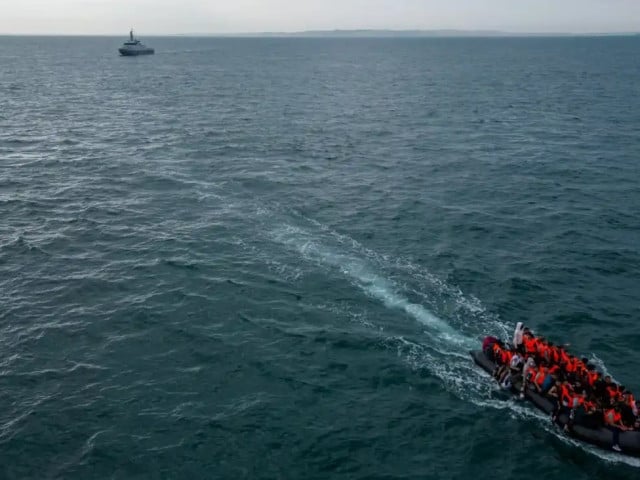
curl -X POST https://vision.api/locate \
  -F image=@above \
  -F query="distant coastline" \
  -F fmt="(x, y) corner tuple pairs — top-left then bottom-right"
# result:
(2, 29), (639, 37)
(190, 29), (640, 38)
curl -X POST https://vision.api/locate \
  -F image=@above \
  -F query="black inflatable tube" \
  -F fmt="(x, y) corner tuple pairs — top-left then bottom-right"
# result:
(470, 350), (640, 457)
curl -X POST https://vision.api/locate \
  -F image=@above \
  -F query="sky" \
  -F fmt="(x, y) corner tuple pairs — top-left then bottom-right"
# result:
(1, 0), (639, 35)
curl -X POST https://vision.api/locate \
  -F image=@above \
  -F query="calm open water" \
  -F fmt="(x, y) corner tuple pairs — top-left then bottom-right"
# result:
(1, 35), (640, 479)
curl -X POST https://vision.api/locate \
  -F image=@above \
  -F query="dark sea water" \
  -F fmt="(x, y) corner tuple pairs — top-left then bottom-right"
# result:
(1, 35), (640, 479)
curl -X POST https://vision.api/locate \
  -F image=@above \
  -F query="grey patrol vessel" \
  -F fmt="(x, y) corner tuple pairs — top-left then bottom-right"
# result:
(119, 29), (154, 56)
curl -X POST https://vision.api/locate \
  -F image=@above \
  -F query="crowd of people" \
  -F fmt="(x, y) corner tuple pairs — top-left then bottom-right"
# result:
(483, 322), (639, 452)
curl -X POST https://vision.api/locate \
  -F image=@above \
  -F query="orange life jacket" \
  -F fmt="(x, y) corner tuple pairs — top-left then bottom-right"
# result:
(606, 385), (618, 399)
(524, 336), (537, 354)
(534, 368), (548, 386)
(492, 343), (505, 364)
(539, 344), (553, 363)
(587, 371), (599, 387)
(560, 384), (573, 407)
(571, 394), (585, 409)
(565, 358), (577, 373)
(549, 347), (560, 364)
(604, 409), (621, 425)
(502, 350), (513, 365)
(537, 341), (547, 355)
(525, 366), (537, 381)
(584, 400), (597, 412)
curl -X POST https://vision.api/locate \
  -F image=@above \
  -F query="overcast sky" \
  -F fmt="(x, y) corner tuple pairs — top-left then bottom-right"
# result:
(1, 0), (639, 35)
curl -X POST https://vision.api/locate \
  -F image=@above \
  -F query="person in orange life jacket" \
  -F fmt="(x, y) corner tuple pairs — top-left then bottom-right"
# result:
(620, 387), (633, 406)
(490, 342), (506, 377)
(564, 355), (580, 383)
(545, 342), (561, 365)
(534, 336), (547, 362)
(496, 348), (515, 382)
(557, 346), (570, 365)
(498, 351), (523, 388)
(548, 363), (561, 377)
(483, 336), (505, 370)
(606, 382), (620, 404)
(526, 361), (548, 394)
(551, 380), (577, 423)
(535, 340), (549, 363)
(523, 331), (538, 356)
(572, 379), (586, 403)
(529, 362), (547, 390)
(584, 365), (600, 391)
(576, 368), (590, 392)
(565, 383), (584, 409)
(617, 388), (636, 427)
(575, 359), (589, 383)
(491, 341), (503, 357)
(565, 388), (589, 432)
(564, 355), (576, 371)
(570, 357), (587, 385)
(580, 360), (594, 387)
(482, 336), (500, 358)
(604, 405), (632, 452)
(542, 339), (569, 361)
(541, 341), (560, 365)
(493, 347), (515, 384)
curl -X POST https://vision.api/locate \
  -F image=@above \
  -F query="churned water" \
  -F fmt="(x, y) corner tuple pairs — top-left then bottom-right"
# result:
(1, 35), (640, 479)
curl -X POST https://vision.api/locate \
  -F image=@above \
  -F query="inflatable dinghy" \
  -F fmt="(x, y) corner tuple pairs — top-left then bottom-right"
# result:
(471, 350), (640, 457)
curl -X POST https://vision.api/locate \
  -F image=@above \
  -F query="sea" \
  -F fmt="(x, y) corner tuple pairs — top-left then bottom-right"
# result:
(1, 35), (639, 479)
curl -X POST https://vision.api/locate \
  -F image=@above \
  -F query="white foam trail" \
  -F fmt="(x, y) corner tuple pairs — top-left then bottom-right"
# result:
(272, 225), (474, 349)
(286, 211), (511, 340)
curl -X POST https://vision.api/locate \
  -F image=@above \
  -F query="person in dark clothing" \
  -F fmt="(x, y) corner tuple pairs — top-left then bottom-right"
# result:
(593, 375), (607, 403)
(618, 400), (635, 428)
(482, 336), (500, 361)
(541, 372), (557, 395)
(604, 405), (631, 452)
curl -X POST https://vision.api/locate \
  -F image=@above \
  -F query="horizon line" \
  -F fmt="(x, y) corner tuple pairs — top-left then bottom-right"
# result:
(1, 28), (639, 37)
